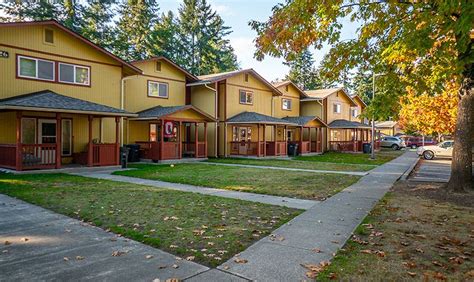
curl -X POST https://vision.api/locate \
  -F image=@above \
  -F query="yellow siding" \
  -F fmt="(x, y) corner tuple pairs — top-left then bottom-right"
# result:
(274, 84), (301, 118)
(0, 25), (123, 108)
(124, 59), (187, 113)
(326, 90), (352, 123)
(128, 120), (150, 143)
(191, 85), (216, 117)
(0, 112), (16, 144)
(301, 101), (323, 118)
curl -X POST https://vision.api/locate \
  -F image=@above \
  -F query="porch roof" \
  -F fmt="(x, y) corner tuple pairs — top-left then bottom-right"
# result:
(328, 119), (371, 129)
(0, 90), (137, 117)
(227, 111), (297, 125)
(282, 116), (327, 127)
(132, 105), (216, 121)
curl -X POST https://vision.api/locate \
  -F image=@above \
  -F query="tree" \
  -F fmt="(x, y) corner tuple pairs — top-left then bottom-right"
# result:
(78, 1), (114, 50)
(114, 0), (158, 61)
(250, 1), (473, 191)
(176, 0), (238, 75)
(284, 48), (324, 90)
(150, 11), (182, 63)
(0, 0), (64, 23)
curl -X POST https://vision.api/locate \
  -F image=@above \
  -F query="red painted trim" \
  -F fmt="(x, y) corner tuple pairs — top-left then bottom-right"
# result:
(87, 115), (93, 167)
(146, 80), (169, 99)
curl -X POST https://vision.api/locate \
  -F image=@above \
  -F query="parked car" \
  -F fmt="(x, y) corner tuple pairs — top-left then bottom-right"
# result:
(380, 136), (406, 150)
(416, 140), (454, 160)
(406, 136), (436, 149)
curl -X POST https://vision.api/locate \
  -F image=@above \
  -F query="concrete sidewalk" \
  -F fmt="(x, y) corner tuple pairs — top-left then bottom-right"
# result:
(71, 171), (318, 210)
(217, 151), (419, 281)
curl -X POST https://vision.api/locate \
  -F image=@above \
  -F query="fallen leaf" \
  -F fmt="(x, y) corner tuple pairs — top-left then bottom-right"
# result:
(169, 245), (178, 248)
(112, 251), (125, 257)
(432, 261), (443, 267)
(433, 272), (447, 280)
(75, 256), (85, 260)
(4, 241), (11, 246)
(223, 265), (230, 270)
(186, 256), (195, 261)
(63, 257), (69, 261)
(172, 264), (179, 269)
(234, 258), (248, 264)
(407, 272), (417, 277)
(312, 248), (322, 253)
(21, 238), (29, 242)
(146, 255), (154, 259)
(416, 248), (424, 253)
(361, 249), (373, 254)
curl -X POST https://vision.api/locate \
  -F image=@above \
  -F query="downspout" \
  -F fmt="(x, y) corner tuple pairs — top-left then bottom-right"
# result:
(120, 75), (140, 146)
(203, 83), (218, 158)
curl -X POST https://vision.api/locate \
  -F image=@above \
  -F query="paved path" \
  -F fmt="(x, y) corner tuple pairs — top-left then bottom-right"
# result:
(408, 159), (474, 183)
(201, 162), (368, 176)
(217, 151), (419, 281)
(0, 194), (218, 281)
(71, 170), (318, 210)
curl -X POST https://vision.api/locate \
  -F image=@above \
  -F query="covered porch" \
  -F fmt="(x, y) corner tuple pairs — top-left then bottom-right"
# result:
(327, 119), (380, 152)
(0, 91), (136, 171)
(283, 116), (327, 155)
(225, 112), (298, 157)
(128, 105), (215, 162)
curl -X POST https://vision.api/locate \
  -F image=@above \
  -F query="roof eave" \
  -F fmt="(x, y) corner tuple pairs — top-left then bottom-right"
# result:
(0, 105), (137, 117)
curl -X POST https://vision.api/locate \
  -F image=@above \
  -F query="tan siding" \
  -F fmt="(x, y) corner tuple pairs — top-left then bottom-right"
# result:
(274, 84), (301, 118)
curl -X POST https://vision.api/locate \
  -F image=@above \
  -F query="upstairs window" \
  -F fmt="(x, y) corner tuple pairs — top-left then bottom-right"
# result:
(18, 56), (55, 81)
(333, 103), (341, 113)
(282, 98), (292, 110)
(148, 81), (169, 98)
(239, 90), (253, 105)
(351, 108), (358, 117)
(44, 28), (54, 44)
(59, 63), (90, 85)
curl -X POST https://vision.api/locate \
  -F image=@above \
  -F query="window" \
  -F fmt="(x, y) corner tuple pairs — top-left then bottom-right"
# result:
(62, 119), (72, 156)
(59, 63), (90, 85)
(149, 124), (158, 141)
(282, 98), (292, 110)
(21, 118), (36, 144)
(148, 81), (168, 98)
(239, 90), (253, 105)
(44, 28), (54, 44)
(351, 108), (358, 117)
(155, 61), (162, 72)
(333, 103), (341, 113)
(18, 56), (55, 81)
(244, 73), (249, 82)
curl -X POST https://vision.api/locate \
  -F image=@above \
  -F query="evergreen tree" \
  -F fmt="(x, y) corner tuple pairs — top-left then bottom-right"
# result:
(150, 11), (182, 63)
(114, 0), (158, 61)
(79, 1), (114, 50)
(0, 0), (63, 22)
(284, 49), (323, 90)
(176, 0), (238, 75)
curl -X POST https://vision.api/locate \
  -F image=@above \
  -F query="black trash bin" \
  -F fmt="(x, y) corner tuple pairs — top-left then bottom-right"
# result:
(288, 143), (299, 157)
(362, 143), (372, 154)
(126, 144), (141, 162)
(120, 146), (129, 168)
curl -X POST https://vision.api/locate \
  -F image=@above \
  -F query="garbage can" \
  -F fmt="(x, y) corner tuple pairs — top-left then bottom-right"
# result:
(363, 143), (372, 154)
(125, 144), (141, 162)
(120, 146), (129, 168)
(288, 143), (299, 157)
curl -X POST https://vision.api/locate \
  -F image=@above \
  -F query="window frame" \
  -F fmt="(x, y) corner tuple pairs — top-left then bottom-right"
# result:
(147, 80), (169, 99)
(351, 108), (358, 117)
(58, 62), (91, 86)
(282, 98), (292, 111)
(239, 90), (253, 105)
(17, 55), (55, 82)
(333, 102), (341, 114)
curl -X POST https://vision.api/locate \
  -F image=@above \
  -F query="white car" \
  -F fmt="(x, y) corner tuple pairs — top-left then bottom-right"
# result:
(416, 140), (454, 160)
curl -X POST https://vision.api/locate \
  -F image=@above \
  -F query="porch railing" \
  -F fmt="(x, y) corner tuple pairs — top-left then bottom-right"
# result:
(230, 141), (259, 156)
(311, 141), (322, 153)
(0, 144), (16, 169)
(182, 142), (207, 158)
(22, 144), (57, 169)
(92, 144), (117, 166)
(300, 141), (311, 154)
(329, 141), (357, 152)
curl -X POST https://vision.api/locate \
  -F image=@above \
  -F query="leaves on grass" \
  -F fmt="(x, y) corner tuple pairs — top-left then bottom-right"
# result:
(301, 261), (331, 278)
(186, 256), (195, 261)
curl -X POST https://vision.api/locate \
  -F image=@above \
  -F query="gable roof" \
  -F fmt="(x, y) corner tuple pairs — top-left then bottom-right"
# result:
(351, 95), (367, 108)
(272, 81), (308, 98)
(305, 88), (357, 106)
(328, 119), (371, 129)
(133, 105), (216, 121)
(132, 56), (198, 82)
(282, 116), (327, 127)
(227, 111), (297, 125)
(187, 69), (282, 96)
(0, 90), (136, 117)
(0, 20), (142, 76)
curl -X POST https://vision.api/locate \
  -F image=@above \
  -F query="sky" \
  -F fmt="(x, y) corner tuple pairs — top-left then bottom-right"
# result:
(160, 0), (359, 82)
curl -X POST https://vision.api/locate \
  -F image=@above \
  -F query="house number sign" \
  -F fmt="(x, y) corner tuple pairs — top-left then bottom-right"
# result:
(0, 51), (8, 58)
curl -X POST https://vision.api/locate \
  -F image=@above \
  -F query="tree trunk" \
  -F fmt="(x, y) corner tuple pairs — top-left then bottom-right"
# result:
(446, 87), (473, 192)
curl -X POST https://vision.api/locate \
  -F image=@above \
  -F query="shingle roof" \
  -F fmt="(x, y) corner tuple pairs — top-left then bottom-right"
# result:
(282, 116), (327, 127)
(0, 90), (136, 116)
(227, 112), (297, 125)
(305, 88), (342, 99)
(135, 105), (215, 121)
(328, 119), (371, 129)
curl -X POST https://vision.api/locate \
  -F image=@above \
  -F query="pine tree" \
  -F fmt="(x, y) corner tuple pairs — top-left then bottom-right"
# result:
(79, 1), (114, 50)
(150, 11), (182, 63)
(0, 0), (63, 22)
(284, 49), (323, 90)
(114, 0), (158, 61)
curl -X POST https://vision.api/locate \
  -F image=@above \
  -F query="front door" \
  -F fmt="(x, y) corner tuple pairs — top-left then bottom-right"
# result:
(239, 127), (251, 155)
(38, 119), (56, 164)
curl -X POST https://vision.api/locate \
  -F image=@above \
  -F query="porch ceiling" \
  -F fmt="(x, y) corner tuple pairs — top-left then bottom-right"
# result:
(227, 111), (298, 126)
(328, 119), (372, 129)
(131, 105), (216, 122)
(0, 90), (137, 117)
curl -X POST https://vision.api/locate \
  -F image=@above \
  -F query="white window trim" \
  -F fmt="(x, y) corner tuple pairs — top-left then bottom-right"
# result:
(334, 103), (341, 114)
(352, 108), (358, 117)
(58, 62), (90, 86)
(17, 55), (55, 82)
(282, 98), (292, 110)
(239, 90), (253, 105)
(148, 81), (169, 98)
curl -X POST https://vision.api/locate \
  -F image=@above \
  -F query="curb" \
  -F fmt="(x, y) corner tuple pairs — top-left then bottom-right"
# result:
(399, 155), (420, 181)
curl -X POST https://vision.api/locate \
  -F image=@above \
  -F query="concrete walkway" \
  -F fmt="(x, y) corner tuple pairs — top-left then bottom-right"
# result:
(71, 170), (318, 210)
(201, 162), (368, 176)
(217, 151), (419, 281)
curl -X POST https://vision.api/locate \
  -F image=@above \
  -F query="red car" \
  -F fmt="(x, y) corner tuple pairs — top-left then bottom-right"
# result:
(405, 136), (436, 149)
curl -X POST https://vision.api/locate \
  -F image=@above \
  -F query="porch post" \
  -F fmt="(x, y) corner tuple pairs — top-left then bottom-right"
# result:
(160, 119), (164, 160)
(204, 122), (208, 158)
(15, 111), (22, 171)
(115, 117), (120, 165)
(263, 124), (266, 156)
(300, 126), (303, 154)
(257, 124), (261, 157)
(273, 125), (277, 155)
(87, 115), (93, 167)
(194, 122), (198, 158)
(55, 113), (62, 169)
(178, 121), (182, 159)
(308, 127), (312, 152)
(353, 129), (357, 152)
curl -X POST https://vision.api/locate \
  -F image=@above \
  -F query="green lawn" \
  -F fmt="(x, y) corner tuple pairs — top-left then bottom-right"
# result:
(295, 149), (405, 166)
(0, 173), (301, 267)
(114, 163), (361, 200)
(206, 157), (374, 172)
